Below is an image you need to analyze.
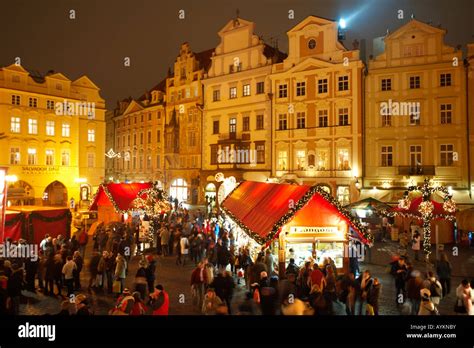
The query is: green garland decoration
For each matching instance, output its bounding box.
[4,212,25,226]
[221,182,373,246]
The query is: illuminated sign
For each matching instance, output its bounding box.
[22,166,60,175]
[289,226,339,234]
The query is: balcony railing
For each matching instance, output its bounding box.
[398,165,436,176]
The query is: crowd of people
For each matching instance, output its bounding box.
[1,205,474,316]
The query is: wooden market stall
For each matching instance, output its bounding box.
[221,181,372,275]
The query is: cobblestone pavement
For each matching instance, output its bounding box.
[20,239,474,315]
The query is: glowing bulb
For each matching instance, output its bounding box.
[339,18,347,29]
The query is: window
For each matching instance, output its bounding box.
[29,97,37,108]
[148,113,152,121]
[317,150,328,170]
[256,82,265,94]
[440,104,452,124]
[440,144,454,166]
[308,154,315,166]
[140,133,144,145]
[134,117,137,124]
[381,146,393,167]
[147,156,152,169]
[229,118,236,135]
[337,149,350,170]
[87,129,95,142]
[45,149,54,165]
[410,145,422,167]
[156,155,161,169]
[243,116,250,131]
[132,157,136,170]
[256,115,264,130]
[278,114,288,130]
[409,76,421,89]
[318,79,328,94]
[87,153,95,168]
[127,135,131,146]
[10,117,20,133]
[337,186,350,206]
[139,155,143,169]
[278,84,288,98]
[243,84,251,96]
[133,134,137,145]
[61,150,70,166]
[27,148,37,165]
[157,130,161,142]
[409,104,421,125]
[46,120,55,136]
[256,141,265,163]
[338,76,349,91]
[229,87,237,99]
[213,90,220,102]
[338,108,349,126]
[10,148,20,165]
[440,73,452,87]
[277,151,287,170]
[318,110,328,127]
[47,100,55,110]
[296,112,306,129]
[28,119,38,134]
[188,132,196,147]
[382,114,391,127]
[296,82,306,96]
[381,78,392,91]
[296,150,306,170]
[210,144,218,164]
[147,131,151,143]
[213,120,220,134]
[11,95,21,105]
[308,39,316,49]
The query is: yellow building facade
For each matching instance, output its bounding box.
[270,16,364,205]
[0,64,105,207]
[111,86,166,185]
[164,43,212,205]
[364,20,472,204]
[201,17,286,203]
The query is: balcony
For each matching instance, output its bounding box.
[398,165,436,176]
[217,132,249,144]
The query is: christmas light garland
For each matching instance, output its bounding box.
[220,182,373,246]
[376,178,456,259]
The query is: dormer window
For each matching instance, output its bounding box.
[308,39,316,49]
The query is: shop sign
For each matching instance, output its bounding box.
[290,226,338,234]
[22,166,60,175]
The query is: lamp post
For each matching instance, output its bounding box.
[399,178,456,262]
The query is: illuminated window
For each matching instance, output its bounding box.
[46,120,55,136]
[337,186,350,206]
[61,150,70,166]
[381,146,393,167]
[229,87,237,99]
[317,150,328,170]
[10,117,20,133]
[256,141,265,163]
[27,148,37,165]
[45,149,54,165]
[337,149,350,170]
[88,129,95,142]
[410,145,422,167]
[10,148,20,165]
[440,144,454,166]
[243,84,250,96]
[28,119,38,134]
[278,151,287,170]
[296,150,306,170]
[62,123,70,137]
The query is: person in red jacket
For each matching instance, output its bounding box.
[191,261,208,311]
[148,284,169,315]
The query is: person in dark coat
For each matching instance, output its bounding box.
[88,251,101,291]
[73,251,83,291]
[24,257,38,292]
[390,257,408,304]
[7,263,24,315]
[145,255,156,294]
[285,258,300,277]
[53,254,64,296]
[134,260,148,301]
[436,252,452,297]
[216,240,231,272]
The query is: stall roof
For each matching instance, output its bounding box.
[221,181,370,245]
[89,182,153,212]
[392,196,450,216]
[345,197,392,211]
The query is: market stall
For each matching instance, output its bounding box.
[3,210,24,241]
[7,206,72,244]
[221,181,372,275]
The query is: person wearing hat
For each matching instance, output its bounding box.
[148,284,169,315]
[418,288,438,315]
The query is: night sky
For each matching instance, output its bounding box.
[1,0,473,109]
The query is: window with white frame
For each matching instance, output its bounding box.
[27,148,37,165]
[318,110,328,127]
[296,112,306,129]
[409,104,421,125]
[45,149,54,165]
[28,119,38,134]
[278,114,288,130]
[88,129,95,142]
[278,84,288,98]
[440,104,452,124]
[338,108,349,126]
[410,145,422,167]
[381,78,392,91]
[229,87,237,99]
[61,150,70,166]
[277,151,287,170]
[296,150,306,170]
[337,186,350,206]
[243,84,250,96]
[440,73,452,87]
[296,81,306,96]
[29,97,37,108]
[10,148,20,165]
[10,117,20,133]
[338,76,349,91]
[46,120,55,136]
[318,79,328,94]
